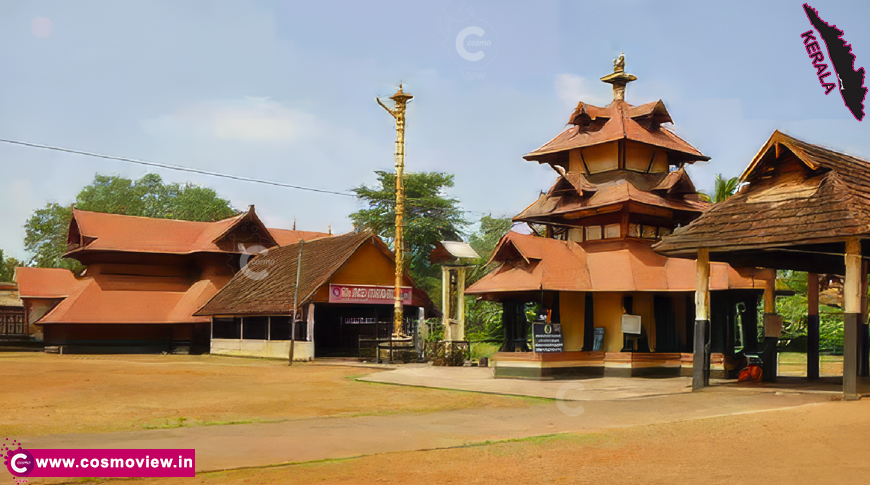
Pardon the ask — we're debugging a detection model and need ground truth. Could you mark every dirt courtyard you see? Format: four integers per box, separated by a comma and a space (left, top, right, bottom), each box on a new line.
3, 352, 868, 484
43, 398, 865, 485
0, 353, 533, 437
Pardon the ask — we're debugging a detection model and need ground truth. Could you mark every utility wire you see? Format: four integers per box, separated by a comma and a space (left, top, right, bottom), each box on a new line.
0, 137, 495, 217
0, 138, 356, 197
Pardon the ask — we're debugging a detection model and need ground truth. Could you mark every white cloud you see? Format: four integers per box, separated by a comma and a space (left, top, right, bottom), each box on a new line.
31, 17, 51, 39
141, 97, 319, 142
554, 73, 610, 108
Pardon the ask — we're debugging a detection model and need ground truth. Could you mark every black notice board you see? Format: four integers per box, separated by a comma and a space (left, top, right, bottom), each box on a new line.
592, 327, 605, 351
533, 323, 564, 353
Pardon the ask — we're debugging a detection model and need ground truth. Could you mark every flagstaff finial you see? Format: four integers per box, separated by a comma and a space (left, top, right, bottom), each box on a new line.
601, 53, 637, 102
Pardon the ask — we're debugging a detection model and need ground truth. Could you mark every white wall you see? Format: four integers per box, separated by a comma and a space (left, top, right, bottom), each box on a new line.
210, 339, 314, 361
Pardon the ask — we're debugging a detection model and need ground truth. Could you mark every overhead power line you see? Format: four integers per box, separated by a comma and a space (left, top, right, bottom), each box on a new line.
0, 138, 356, 197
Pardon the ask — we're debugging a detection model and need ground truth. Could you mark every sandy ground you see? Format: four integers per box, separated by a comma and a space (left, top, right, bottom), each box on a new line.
59, 399, 870, 485
4, 352, 867, 484
0, 353, 532, 436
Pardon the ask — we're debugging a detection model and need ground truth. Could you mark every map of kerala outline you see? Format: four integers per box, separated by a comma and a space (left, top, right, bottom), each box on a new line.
803, 3, 867, 121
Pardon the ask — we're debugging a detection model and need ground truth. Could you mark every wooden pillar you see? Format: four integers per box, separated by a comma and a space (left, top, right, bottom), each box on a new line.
861, 262, 869, 377
807, 273, 820, 380
762, 273, 780, 382
502, 302, 515, 352
693, 248, 711, 390
844, 238, 862, 400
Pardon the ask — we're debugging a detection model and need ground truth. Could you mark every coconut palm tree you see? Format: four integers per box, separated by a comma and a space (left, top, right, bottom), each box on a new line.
699, 173, 739, 203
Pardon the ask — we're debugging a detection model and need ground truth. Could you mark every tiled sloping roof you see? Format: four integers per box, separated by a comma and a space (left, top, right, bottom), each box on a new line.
66, 208, 329, 256
524, 100, 709, 162
270, 229, 334, 246
196, 232, 380, 316
35, 274, 231, 325
15, 267, 85, 298
466, 232, 766, 295
655, 131, 870, 254
515, 176, 708, 223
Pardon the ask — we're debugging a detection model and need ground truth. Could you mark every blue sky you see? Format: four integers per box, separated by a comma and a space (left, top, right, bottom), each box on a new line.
1, 0, 868, 260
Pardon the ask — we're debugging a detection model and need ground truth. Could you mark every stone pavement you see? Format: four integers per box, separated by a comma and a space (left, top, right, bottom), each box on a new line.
357, 363, 859, 400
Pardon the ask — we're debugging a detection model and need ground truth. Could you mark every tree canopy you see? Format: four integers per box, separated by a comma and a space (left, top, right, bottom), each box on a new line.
24, 173, 239, 271
0, 249, 25, 283
350, 171, 468, 278
699, 173, 739, 203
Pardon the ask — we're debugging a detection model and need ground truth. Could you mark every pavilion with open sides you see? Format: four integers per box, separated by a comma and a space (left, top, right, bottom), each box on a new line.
655, 130, 870, 399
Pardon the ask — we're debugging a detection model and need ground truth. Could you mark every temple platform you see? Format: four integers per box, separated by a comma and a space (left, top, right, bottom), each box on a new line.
489, 351, 727, 380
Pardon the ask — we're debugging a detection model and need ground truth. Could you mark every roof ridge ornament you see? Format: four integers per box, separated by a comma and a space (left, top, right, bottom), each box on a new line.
600, 52, 637, 102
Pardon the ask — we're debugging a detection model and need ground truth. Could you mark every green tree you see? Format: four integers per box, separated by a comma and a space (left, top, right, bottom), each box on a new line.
770, 270, 844, 353
699, 173, 739, 203
24, 202, 80, 271
0, 249, 26, 282
24, 173, 239, 271
350, 171, 468, 296
465, 215, 513, 342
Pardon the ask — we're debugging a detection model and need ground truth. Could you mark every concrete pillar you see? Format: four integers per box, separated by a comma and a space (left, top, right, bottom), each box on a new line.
844, 238, 862, 400
807, 272, 820, 380
456, 266, 467, 342
693, 248, 711, 390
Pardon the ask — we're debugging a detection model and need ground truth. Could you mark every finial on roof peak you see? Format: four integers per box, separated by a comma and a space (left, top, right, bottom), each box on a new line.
613, 53, 625, 73
601, 53, 637, 102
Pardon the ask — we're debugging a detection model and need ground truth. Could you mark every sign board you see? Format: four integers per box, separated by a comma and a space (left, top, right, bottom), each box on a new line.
328, 284, 412, 305
592, 327, 605, 351
533, 323, 564, 353
621, 314, 642, 335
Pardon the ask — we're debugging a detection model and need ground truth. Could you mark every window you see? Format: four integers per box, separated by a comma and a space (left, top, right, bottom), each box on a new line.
242, 316, 268, 340
568, 227, 584, 242
641, 225, 658, 239
270, 316, 291, 340
604, 223, 621, 239
585, 225, 602, 241
628, 223, 640, 238
213, 318, 241, 339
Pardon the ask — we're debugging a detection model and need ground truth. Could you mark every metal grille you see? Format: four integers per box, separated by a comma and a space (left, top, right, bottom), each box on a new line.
0, 313, 25, 336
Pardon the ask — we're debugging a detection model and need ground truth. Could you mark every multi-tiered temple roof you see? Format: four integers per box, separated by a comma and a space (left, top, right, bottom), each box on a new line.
468, 55, 766, 299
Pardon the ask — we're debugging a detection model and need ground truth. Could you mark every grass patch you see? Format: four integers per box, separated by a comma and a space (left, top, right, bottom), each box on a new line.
469, 342, 501, 360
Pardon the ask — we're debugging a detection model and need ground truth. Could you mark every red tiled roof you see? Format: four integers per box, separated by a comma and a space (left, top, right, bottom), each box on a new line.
35, 273, 232, 325
515, 174, 708, 223
524, 100, 709, 163
66, 207, 329, 257
467, 232, 768, 295
14, 267, 86, 298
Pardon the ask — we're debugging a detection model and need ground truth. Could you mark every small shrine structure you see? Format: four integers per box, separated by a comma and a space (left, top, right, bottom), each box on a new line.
466, 55, 773, 379
656, 130, 870, 398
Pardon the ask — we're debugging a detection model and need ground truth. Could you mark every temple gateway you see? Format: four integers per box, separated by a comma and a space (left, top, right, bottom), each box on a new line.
466, 58, 774, 379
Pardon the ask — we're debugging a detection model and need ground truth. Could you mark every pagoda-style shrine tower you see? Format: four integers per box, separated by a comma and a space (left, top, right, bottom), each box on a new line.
517, 54, 709, 242
467, 55, 774, 380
